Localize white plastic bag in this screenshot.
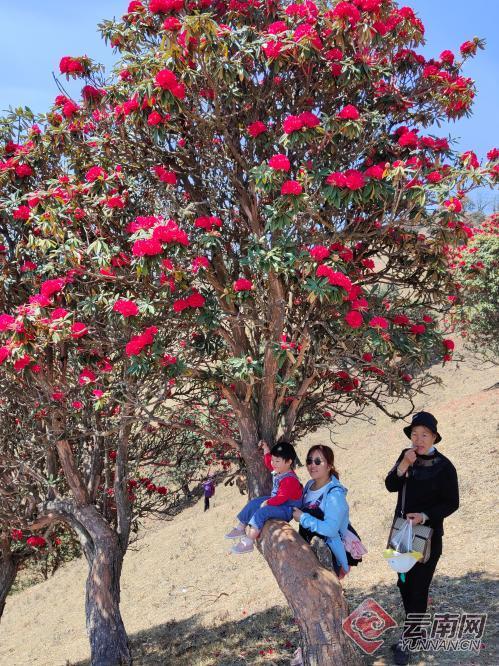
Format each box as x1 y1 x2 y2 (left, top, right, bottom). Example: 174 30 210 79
384 519 421 574
390 519 413 553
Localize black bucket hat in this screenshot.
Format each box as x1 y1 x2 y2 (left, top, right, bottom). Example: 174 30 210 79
270 441 297 462
403 411 441 443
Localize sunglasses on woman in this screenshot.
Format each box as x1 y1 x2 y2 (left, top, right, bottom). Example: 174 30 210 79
306 457 324 466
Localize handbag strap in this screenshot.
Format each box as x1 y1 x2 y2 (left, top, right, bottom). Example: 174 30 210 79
399 480 407 518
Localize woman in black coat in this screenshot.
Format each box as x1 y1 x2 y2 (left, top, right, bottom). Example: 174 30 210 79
385 411 459 665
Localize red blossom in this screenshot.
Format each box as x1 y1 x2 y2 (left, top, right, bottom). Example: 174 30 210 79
281 180 303 195
247 121 267 137
308 246 330 262
368 316 389 330
85 166 106 182
13 205 31 220
268 154 290 171
113 299 139 317
233 278 253 292
316 266 352 291
59 56 85 76
337 105 360 120
153 165 177 184
132 238 163 256
71 322 88 338
40 278 65 298
345 310 363 328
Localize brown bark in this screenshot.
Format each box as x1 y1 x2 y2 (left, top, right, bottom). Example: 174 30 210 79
84 515 131 666
42 500 132 666
260 522 360 665
0 537 18 622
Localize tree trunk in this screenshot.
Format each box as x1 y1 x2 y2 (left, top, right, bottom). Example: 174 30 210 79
0 538 18 622
79 508 132 666
85 531 131 665
260 522 360 665
40 500 132 666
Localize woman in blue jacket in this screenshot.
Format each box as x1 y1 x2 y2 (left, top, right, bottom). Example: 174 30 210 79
292 444 350 577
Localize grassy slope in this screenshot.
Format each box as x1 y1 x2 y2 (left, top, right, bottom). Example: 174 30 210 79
1 356 498 666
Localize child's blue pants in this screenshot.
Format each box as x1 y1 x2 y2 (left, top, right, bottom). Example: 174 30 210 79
237 495 294 530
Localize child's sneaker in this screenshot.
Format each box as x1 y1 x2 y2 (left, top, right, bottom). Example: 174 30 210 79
310 536 333 570
231 537 255 554
225 526 246 539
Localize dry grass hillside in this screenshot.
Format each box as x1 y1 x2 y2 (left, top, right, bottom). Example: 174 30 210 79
1 355 498 666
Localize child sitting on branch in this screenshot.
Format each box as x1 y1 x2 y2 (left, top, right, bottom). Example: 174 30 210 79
225 440 302 554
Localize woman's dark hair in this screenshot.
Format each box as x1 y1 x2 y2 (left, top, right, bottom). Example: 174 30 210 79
307 444 339 479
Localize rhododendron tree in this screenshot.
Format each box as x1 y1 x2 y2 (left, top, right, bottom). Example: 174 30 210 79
447 213 499 363
1 0 496 663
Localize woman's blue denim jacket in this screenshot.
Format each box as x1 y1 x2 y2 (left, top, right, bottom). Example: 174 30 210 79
299 476 350 572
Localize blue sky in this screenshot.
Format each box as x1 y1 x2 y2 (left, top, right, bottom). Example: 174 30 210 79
0 1 497 203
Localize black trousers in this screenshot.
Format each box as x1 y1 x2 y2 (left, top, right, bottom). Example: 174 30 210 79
398 534 443 616
204 496 210 511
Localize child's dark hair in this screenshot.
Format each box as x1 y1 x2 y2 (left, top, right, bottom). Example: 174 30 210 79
307 444 340 479
270 440 297 467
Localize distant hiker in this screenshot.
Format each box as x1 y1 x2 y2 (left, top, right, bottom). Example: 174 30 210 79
202 473 215 512
292 444 366 579
385 411 459 666
225 440 302 554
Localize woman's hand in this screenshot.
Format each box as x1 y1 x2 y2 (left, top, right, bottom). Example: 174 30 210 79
292 508 303 522
398 448 417 475
403 449 417 465
260 500 268 508
406 512 424 525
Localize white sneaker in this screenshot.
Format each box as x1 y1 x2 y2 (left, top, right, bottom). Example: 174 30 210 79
225 526 246 539
231 537 255 554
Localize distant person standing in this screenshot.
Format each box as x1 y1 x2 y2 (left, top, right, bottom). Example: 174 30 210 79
385 412 459 666
202 474 215 512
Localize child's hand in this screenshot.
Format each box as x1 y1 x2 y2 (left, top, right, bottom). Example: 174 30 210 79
292 508 303 521
258 439 270 454
260 500 268 508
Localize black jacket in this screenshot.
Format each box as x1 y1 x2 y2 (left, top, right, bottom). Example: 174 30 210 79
385 448 459 537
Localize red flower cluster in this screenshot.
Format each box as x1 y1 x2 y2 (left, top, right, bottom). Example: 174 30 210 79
85 166 106 182
247 121 267 137
344 310 363 328
268 154 290 171
155 68 185 99
113 299 139 317
194 216 222 231
125 326 158 356
59 56 85 76
281 180 302 195
26 535 47 548
337 105 360 120
173 292 206 312
326 169 365 190
153 165 177 184
309 245 330 262
283 112 320 134
368 316 389 330
316 266 352 291
233 278 253 292
149 0 182 13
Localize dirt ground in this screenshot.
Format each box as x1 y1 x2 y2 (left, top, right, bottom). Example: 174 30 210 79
0 355 498 666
